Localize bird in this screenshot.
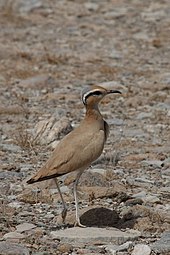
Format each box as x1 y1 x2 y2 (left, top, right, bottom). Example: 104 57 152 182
27 85 121 227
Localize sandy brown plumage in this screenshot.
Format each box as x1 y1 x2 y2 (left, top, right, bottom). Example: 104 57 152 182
27 85 121 227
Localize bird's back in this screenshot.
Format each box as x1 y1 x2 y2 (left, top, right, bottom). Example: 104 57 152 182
27 117 107 183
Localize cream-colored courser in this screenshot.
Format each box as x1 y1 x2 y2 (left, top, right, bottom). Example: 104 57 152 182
27 85 121 227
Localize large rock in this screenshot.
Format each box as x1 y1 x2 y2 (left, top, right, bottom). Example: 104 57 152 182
34 116 72 145
120 205 165 233
18 187 53 204
151 231 170 254
0 241 29 255
132 244 151 255
51 227 140 245
56 206 120 227
80 183 126 200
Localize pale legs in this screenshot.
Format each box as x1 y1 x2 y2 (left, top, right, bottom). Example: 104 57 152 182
73 170 86 227
54 178 67 223
54 170 85 227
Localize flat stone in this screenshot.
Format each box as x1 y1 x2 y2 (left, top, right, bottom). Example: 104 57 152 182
3 232 25 239
162 168 170 177
80 182 126 200
126 177 154 187
125 198 143 206
16 223 36 233
151 231 170 253
155 102 170 110
136 112 153 120
143 195 160 204
51 227 140 244
1 144 21 153
0 171 21 180
164 157 170 166
0 241 29 255
141 160 163 168
159 187 170 199
132 244 151 255
105 241 133 254
84 2 99 11
134 177 154 184
18 74 53 88
107 118 124 126
132 191 147 199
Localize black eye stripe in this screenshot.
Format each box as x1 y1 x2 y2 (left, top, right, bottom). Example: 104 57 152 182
91 91 103 96
85 90 102 99
82 90 103 104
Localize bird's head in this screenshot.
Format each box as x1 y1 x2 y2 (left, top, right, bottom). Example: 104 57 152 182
82 85 121 107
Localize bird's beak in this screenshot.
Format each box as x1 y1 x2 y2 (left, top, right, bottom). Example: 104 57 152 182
107 90 122 94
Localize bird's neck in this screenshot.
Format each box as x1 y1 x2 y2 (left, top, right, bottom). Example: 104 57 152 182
85 104 103 120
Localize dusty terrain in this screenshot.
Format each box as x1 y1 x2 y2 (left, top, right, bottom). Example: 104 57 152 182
0 0 170 254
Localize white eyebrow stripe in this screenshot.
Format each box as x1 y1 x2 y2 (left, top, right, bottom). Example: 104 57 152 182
82 89 102 104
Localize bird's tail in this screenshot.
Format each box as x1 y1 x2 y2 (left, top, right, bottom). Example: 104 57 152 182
27 172 63 184
27 178 37 184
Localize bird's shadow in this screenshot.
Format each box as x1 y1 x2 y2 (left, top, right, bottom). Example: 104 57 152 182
79 207 137 229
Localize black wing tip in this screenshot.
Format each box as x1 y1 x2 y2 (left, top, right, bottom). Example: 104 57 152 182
27 178 35 184
27 173 64 184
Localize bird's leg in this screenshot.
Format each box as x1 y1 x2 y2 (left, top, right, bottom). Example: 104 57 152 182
54 178 67 224
73 170 86 228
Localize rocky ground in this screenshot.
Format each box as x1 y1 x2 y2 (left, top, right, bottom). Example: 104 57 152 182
0 0 170 254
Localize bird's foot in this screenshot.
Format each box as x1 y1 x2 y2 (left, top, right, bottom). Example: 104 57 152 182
61 208 67 224
74 219 86 228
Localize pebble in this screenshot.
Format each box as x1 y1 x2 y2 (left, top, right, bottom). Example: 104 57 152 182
132 191 146 199
44 213 55 219
8 201 23 209
3 232 25 240
15 0 44 14
18 74 52 88
136 112 153 120
162 158 170 168
105 241 133 255
125 198 143 206
90 168 107 176
132 244 151 255
0 171 22 180
1 143 21 152
84 2 99 11
134 177 154 184
108 118 124 126
57 243 73 253
16 223 36 233
142 195 160 204
155 102 170 110
126 177 154 187
159 187 170 197
141 160 163 168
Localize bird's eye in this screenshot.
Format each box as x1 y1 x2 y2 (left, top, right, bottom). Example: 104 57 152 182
92 91 102 96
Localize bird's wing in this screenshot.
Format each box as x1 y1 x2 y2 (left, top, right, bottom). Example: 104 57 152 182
28 129 105 182
104 120 109 141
